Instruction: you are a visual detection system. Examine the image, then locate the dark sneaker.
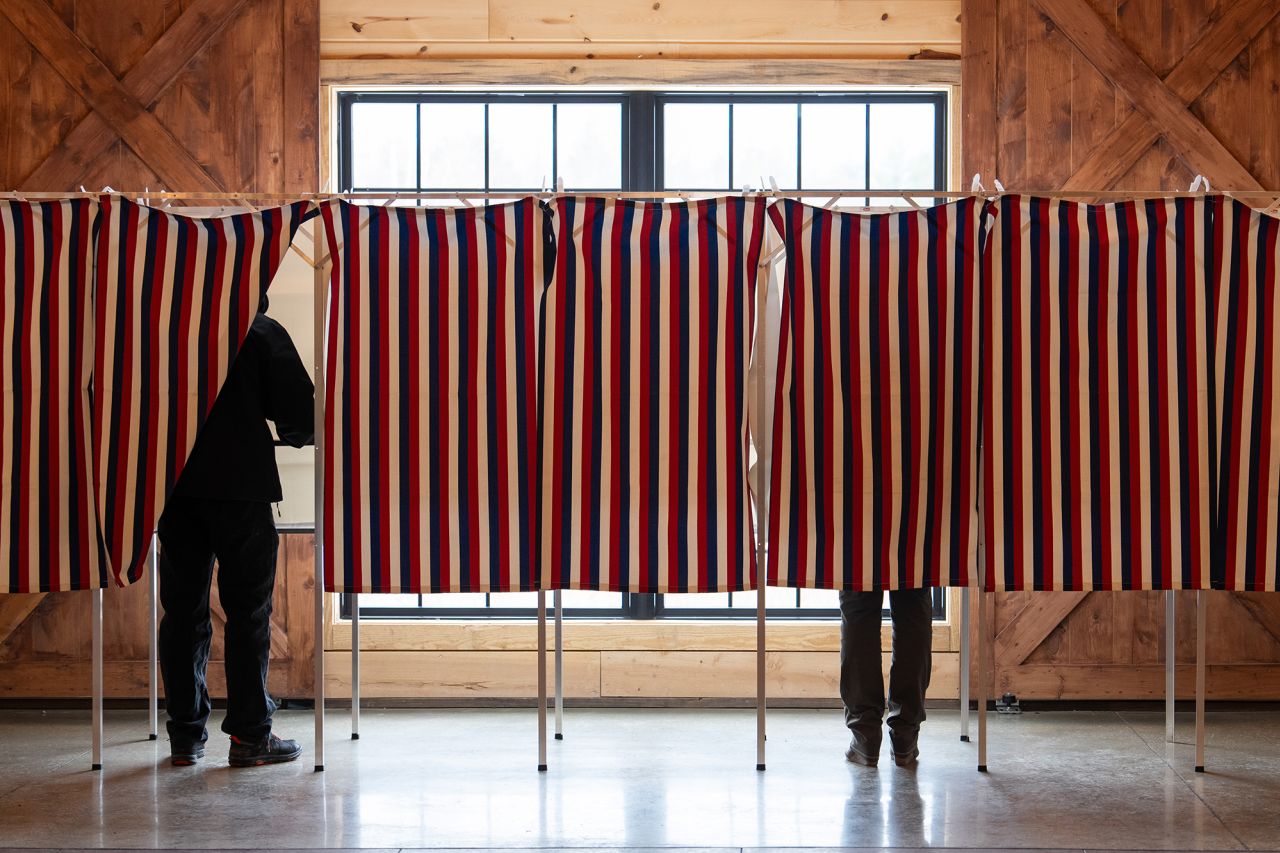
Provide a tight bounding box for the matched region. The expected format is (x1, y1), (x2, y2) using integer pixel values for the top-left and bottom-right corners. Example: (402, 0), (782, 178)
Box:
(890, 732), (920, 767)
(170, 742), (205, 766)
(844, 731), (880, 767)
(228, 733), (302, 768)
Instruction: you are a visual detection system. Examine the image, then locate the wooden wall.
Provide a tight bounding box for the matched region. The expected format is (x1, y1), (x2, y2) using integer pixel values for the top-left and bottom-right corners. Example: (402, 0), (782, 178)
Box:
(0, 0), (319, 699)
(961, 0), (1280, 700)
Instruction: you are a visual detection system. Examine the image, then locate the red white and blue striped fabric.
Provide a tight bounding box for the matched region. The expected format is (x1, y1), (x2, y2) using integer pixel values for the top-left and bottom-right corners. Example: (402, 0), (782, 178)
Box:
(1212, 197), (1280, 592)
(765, 199), (983, 590)
(540, 197), (768, 592)
(95, 196), (310, 587)
(319, 199), (546, 594)
(0, 199), (107, 592)
(982, 195), (1214, 591)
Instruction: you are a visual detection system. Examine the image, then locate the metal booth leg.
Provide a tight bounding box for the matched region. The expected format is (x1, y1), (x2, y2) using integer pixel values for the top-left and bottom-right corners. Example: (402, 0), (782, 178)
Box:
(1195, 590), (1207, 773)
(1165, 590), (1175, 743)
(960, 588), (971, 742)
(149, 537), (159, 741)
(92, 588), (104, 771)
(351, 594), (360, 740)
(977, 589), (989, 772)
(537, 590), (548, 772)
(554, 589), (563, 741)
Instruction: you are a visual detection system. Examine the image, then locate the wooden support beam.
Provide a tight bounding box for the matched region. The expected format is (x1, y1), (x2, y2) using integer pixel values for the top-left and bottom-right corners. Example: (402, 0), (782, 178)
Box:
(960, 0), (998, 182)
(282, 0), (320, 193)
(0, 594), (44, 647)
(1033, 0), (1262, 190)
(0, 0), (223, 191)
(1063, 0), (1280, 189)
(993, 591), (1088, 667)
(22, 0), (250, 191)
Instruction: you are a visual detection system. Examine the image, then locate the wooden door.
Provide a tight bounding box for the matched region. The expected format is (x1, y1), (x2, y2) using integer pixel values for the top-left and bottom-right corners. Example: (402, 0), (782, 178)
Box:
(962, 0), (1280, 700)
(0, 0), (318, 699)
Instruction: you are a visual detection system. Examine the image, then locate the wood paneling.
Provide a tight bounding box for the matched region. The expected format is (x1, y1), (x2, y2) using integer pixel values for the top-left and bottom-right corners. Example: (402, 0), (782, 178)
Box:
(319, 0), (961, 61)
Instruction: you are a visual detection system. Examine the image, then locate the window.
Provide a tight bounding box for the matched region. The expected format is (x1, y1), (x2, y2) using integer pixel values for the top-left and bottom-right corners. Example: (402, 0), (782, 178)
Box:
(338, 90), (949, 623)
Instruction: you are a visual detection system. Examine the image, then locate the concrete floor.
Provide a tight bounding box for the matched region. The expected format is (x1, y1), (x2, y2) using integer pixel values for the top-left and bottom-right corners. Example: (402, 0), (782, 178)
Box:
(0, 707), (1277, 851)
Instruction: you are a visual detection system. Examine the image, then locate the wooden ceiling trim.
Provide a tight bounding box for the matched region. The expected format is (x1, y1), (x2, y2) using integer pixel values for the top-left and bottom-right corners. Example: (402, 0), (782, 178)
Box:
(1033, 0), (1261, 190)
(22, 0), (251, 191)
(0, 0), (223, 191)
(1063, 0), (1280, 190)
(321, 57), (960, 86)
(994, 591), (1088, 667)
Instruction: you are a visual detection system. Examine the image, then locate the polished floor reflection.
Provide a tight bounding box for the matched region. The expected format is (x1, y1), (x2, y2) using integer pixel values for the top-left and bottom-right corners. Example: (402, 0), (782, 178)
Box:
(0, 707), (1276, 849)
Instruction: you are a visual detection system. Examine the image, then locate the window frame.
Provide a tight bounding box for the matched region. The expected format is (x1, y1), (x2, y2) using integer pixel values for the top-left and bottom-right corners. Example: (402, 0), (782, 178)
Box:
(335, 88), (950, 623)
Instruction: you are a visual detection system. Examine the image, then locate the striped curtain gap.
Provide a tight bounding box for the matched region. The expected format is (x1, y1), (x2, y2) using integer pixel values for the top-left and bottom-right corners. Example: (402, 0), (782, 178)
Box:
(319, 199), (546, 594)
(765, 199), (984, 590)
(540, 197), (768, 593)
(982, 195), (1214, 591)
(95, 196), (310, 587)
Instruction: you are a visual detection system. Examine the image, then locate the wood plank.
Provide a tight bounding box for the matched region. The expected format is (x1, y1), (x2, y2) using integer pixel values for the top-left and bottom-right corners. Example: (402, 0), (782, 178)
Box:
(1024, 5), (1074, 187)
(0, 0), (223, 191)
(320, 0), (489, 42)
(960, 0), (997, 182)
(320, 39), (959, 61)
(996, 0), (1028, 186)
(1033, 0), (1261, 189)
(601, 650), (959, 700)
(0, 660), (292, 699)
(283, 0), (320, 193)
(322, 57), (961, 85)
(0, 594), (44, 648)
(326, 618), (957, 653)
(323, 650), (602, 698)
(993, 591), (1087, 666)
(283, 532), (317, 694)
(488, 0), (961, 45)
(1063, 0), (1280, 189)
(997, 663), (1280, 701)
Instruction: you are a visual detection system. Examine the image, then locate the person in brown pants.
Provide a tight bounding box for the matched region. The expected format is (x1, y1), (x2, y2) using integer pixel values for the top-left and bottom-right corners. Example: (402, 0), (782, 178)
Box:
(839, 588), (933, 767)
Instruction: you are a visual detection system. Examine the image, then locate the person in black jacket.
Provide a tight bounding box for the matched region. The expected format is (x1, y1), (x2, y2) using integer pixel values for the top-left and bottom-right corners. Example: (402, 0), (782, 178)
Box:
(159, 293), (314, 768)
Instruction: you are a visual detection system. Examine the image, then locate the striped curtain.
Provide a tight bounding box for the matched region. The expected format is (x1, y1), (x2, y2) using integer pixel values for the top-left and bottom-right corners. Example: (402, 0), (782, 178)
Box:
(982, 195), (1214, 591)
(540, 197), (768, 592)
(1213, 197), (1280, 591)
(95, 196), (310, 587)
(319, 199), (546, 594)
(0, 199), (108, 592)
(765, 199), (984, 590)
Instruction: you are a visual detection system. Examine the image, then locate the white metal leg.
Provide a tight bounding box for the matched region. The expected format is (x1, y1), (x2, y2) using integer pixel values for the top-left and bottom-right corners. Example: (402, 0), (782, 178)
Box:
(553, 589), (563, 741)
(960, 588), (971, 742)
(756, 584), (766, 771)
(92, 588), (103, 771)
(148, 536), (159, 741)
(537, 591), (548, 771)
(977, 589), (989, 772)
(312, 218), (326, 773)
(1195, 590), (1207, 772)
(351, 593), (360, 740)
(1165, 590), (1175, 743)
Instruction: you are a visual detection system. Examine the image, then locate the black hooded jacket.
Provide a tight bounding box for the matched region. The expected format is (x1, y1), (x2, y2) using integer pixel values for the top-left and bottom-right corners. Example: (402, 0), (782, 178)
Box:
(174, 312), (315, 503)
